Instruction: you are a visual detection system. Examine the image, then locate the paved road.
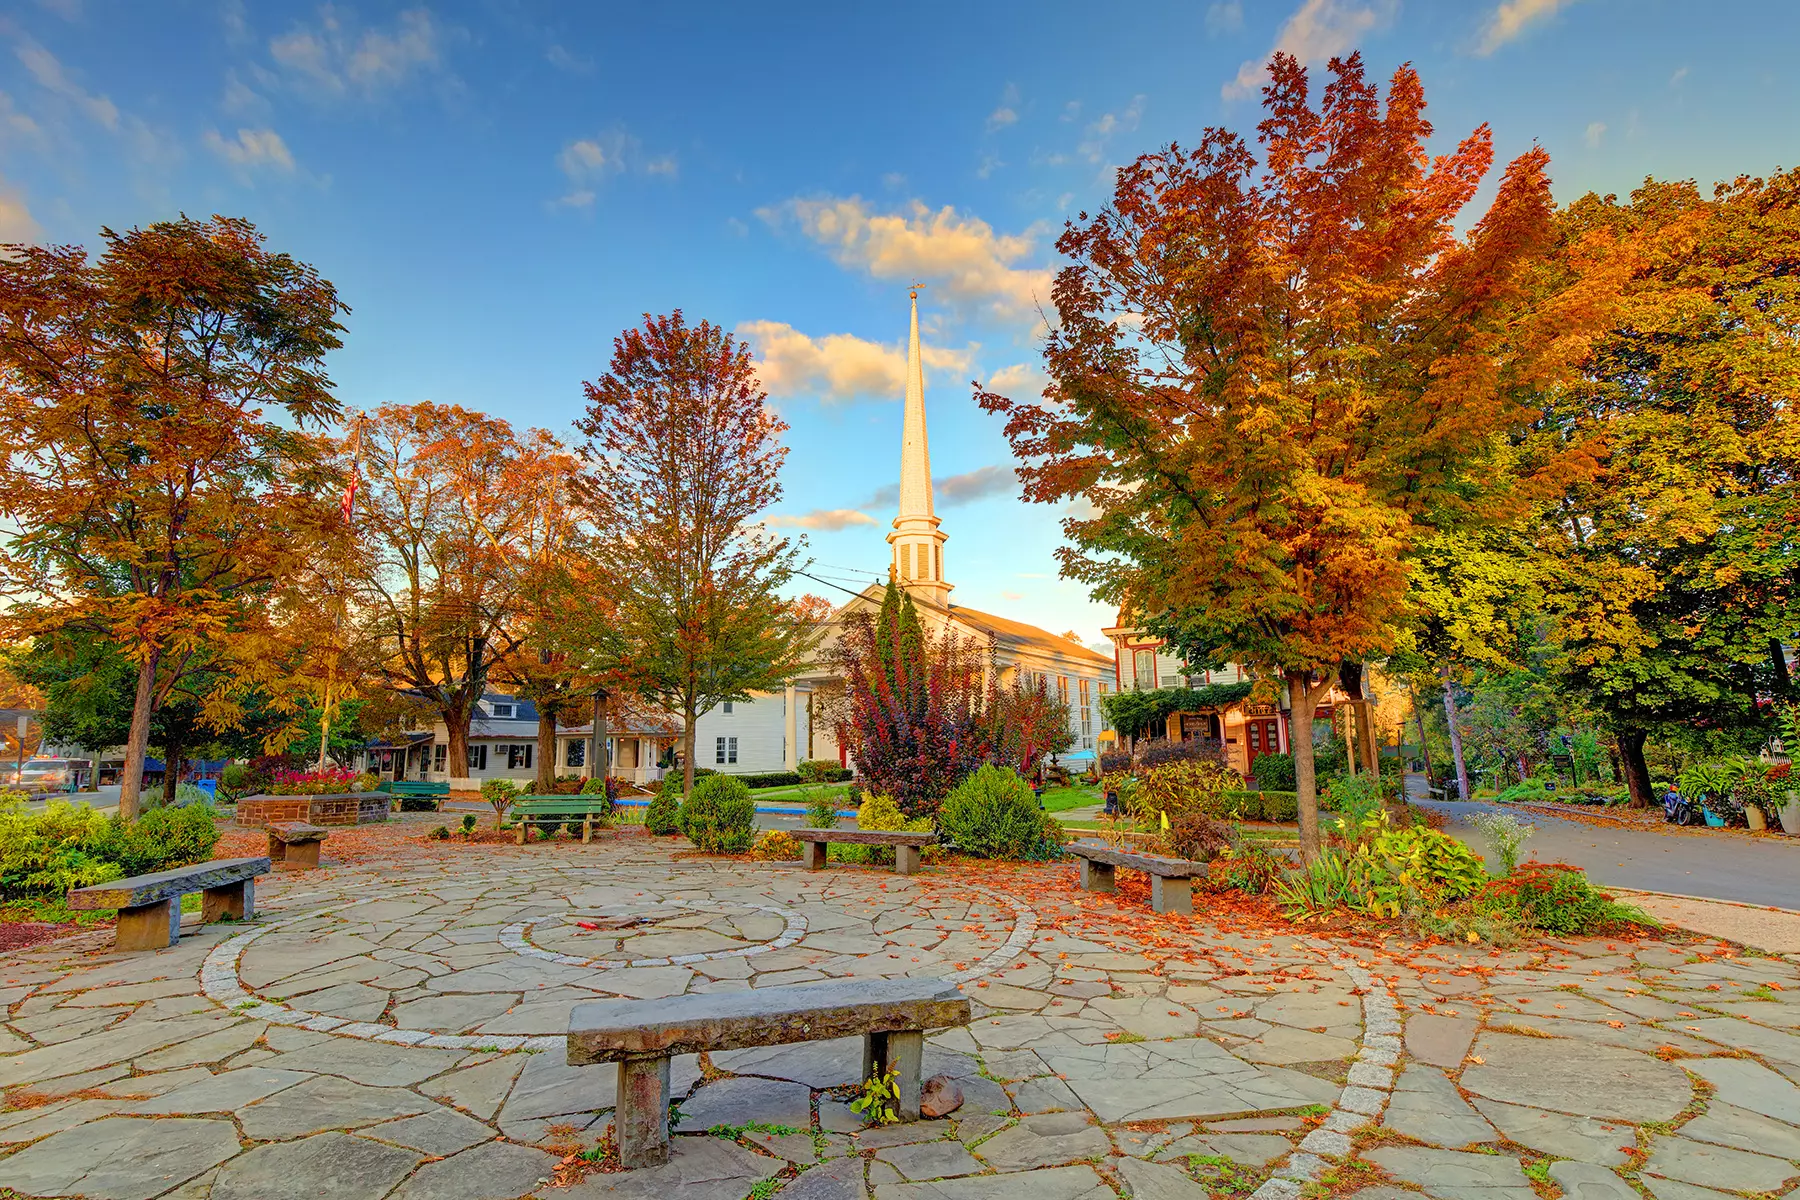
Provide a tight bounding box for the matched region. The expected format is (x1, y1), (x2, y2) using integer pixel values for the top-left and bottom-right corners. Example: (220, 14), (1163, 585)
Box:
(1418, 793), (1800, 909)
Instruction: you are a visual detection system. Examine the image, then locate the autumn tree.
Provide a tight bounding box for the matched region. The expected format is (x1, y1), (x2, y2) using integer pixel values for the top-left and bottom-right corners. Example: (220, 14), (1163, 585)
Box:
(980, 55), (1615, 859)
(0, 216), (346, 818)
(1532, 171), (1800, 805)
(348, 403), (556, 780)
(577, 312), (816, 795)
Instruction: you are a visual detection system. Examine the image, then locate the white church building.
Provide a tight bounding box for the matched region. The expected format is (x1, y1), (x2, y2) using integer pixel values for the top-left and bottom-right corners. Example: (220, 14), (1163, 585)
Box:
(693, 291), (1116, 776)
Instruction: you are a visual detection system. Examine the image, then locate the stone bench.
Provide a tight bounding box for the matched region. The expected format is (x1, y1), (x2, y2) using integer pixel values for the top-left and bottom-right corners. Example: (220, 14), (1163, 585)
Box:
(792, 828), (935, 875)
(266, 821), (328, 869)
(1066, 839), (1205, 914)
(67, 856), (271, 951)
(568, 977), (970, 1168)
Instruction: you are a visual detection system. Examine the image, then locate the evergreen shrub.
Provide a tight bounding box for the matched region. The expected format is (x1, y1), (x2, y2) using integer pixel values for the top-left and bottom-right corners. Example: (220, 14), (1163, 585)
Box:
(677, 775), (755, 853)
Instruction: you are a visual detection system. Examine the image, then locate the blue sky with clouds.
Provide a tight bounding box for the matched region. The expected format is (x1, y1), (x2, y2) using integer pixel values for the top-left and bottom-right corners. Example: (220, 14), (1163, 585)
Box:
(3, 0), (1797, 641)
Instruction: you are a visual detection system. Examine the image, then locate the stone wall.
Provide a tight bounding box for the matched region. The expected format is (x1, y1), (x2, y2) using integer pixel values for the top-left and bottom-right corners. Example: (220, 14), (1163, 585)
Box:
(237, 792), (391, 827)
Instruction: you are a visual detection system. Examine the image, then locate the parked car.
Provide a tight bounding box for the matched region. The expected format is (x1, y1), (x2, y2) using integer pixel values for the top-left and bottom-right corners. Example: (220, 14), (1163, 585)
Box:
(8, 757), (95, 795)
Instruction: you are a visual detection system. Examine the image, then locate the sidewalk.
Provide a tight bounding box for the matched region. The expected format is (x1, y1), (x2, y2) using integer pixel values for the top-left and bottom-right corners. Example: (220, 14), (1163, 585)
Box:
(1608, 888), (1800, 956)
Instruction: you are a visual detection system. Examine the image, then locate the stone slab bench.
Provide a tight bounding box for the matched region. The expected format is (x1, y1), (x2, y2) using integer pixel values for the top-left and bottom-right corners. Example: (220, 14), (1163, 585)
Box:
(266, 821), (328, 869)
(511, 796), (613, 844)
(1066, 839), (1205, 914)
(792, 827), (935, 875)
(67, 856), (271, 951)
(568, 977), (970, 1169)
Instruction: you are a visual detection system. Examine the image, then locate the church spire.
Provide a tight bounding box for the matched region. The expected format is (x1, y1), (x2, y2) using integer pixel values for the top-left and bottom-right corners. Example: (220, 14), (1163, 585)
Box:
(887, 287), (950, 606)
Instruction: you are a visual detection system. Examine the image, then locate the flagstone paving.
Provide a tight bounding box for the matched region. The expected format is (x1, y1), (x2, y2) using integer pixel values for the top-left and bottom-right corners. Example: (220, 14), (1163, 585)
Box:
(0, 833), (1796, 1200)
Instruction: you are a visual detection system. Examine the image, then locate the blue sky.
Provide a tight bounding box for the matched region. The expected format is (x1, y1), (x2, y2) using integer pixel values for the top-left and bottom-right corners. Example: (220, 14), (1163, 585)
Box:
(4, 0), (1798, 643)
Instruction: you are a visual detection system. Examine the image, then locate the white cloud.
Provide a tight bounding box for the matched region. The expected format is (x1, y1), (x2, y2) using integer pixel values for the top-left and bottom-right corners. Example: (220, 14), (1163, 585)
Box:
(988, 362), (1048, 396)
(221, 69), (264, 115)
(1669, 65), (1689, 86)
(1475, 0), (1575, 56)
(759, 196), (1053, 325)
(936, 464), (1017, 506)
(267, 7), (444, 98)
(204, 126), (296, 172)
(987, 83), (1020, 131)
(553, 130), (673, 206)
(16, 39), (118, 129)
(1206, 2), (1245, 34)
(546, 44), (593, 74)
(1077, 95), (1144, 164)
(1223, 0), (1397, 100)
(0, 173), (40, 244)
(739, 319), (977, 405)
(1584, 120), (1606, 149)
(645, 155), (678, 177)
(765, 509), (877, 531)
(0, 92), (43, 146)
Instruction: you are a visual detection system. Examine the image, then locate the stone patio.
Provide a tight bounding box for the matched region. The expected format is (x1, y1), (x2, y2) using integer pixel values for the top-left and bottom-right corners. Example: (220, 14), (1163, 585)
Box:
(0, 834), (1796, 1200)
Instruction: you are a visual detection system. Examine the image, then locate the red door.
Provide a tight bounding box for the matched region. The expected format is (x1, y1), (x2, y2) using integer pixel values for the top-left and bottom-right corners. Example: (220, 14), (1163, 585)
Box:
(1245, 718), (1282, 776)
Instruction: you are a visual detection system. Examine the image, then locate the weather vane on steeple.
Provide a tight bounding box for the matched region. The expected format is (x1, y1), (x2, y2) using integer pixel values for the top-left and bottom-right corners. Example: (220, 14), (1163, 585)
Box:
(908, 280), (926, 300)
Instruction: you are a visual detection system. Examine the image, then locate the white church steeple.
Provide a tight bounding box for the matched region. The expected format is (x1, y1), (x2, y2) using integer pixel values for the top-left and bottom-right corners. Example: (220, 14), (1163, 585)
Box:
(887, 287), (950, 607)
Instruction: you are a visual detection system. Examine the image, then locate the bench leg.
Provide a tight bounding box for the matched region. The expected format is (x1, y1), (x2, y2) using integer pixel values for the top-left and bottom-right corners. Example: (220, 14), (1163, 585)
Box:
(1079, 859), (1116, 893)
(614, 1055), (671, 1168)
(582, 814), (593, 844)
(202, 879), (254, 923)
(863, 1030), (926, 1121)
(803, 840), (827, 870)
(516, 821), (528, 846)
(894, 844), (920, 875)
(288, 841), (321, 869)
(116, 898), (180, 951)
(267, 834), (286, 862)
(1150, 875), (1192, 915)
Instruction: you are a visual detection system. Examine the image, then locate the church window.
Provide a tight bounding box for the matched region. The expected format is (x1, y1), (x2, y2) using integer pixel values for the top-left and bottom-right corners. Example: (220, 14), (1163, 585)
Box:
(902, 544), (914, 580)
(933, 544), (941, 579)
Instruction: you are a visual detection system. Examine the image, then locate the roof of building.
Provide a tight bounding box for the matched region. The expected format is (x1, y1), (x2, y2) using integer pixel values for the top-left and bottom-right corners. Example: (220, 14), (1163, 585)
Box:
(947, 603), (1115, 670)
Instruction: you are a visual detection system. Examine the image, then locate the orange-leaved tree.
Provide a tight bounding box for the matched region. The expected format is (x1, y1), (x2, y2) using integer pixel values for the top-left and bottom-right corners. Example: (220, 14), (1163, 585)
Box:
(348, 403), (560, 782)
(0, 216), (346, 819)
(577, 312), (816, 796)
(978, 54), (1618, 860)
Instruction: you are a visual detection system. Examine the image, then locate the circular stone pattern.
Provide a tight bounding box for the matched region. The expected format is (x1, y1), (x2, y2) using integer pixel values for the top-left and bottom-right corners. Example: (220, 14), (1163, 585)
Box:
(498, 898), (807, 968)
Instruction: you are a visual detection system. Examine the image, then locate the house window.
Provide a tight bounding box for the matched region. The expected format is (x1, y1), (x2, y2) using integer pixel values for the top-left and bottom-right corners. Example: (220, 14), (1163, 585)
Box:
(723, 702), (733, 714)
(433, 744), (446, 773)
(507, 744), (533, 770)
(1098, 682), (1112, 731)
(1133, 649), (1156, 690)
(715, 736), (738, 765)
(565, 739), (585, 768)
(1057, 676), (1069, 705)
(467, 745), (487, 771)
(489, 702), (516, 719)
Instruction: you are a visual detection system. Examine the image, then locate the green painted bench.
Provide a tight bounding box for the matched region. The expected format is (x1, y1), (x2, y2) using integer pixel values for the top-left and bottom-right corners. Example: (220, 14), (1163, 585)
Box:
(512, 796), (613, 844)
(386, 780), (449, 797)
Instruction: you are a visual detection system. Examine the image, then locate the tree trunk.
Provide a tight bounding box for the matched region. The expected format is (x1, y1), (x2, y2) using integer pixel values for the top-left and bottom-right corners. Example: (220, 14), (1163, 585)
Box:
(682, 701), (698, 796)
(1357, 700), (1379, 781)
(1287, 671), (1326, 863)
(162, 732), (182, 808)
(1773, 639), (1793, 697)
(446, 698), (473, 788)
(1411, 688), (1434, 784)
(535, 704), (558, 793)
(1441, 667), (1469, 803)
(590, 689), (609, 783)
(118, 648), (161, 822)
(1618, 727), (1653, 810)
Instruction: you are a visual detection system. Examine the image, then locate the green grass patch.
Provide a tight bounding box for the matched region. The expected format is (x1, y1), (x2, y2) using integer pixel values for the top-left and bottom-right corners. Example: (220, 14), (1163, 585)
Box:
(0, 897), (114, 927)
(1040, 784), (1100, 813)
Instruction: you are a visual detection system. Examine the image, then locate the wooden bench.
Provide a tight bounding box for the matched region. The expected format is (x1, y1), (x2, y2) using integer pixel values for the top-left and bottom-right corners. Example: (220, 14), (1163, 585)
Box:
(1066, 840), (1205, 914)
(68, 856), (271, 951)
(792, 827), (935, 875)
(388, 780), (449, 797)
(568, 977), (970, 1168)
(267, 821), (328, 869)
(512, 796), (612, 844)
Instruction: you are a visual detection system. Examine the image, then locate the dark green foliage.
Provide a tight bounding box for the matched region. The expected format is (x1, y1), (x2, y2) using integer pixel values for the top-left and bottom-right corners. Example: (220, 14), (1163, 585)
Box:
(677, 775), (755, 853)
(1474, 862), (1655, 935)
(937, 765), (1062, 860)
(644, 788), (681, 835)
(1249, 752), (1296, 791)
(1100, 684), (1256, 740)
(84, 805), (222, 879)
(398, 796), (441, 812)
(733, 769), (852, 789)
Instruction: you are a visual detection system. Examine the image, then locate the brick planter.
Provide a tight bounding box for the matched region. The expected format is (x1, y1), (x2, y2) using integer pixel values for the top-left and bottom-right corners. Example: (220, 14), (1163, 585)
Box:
(237, 792), (390, 827)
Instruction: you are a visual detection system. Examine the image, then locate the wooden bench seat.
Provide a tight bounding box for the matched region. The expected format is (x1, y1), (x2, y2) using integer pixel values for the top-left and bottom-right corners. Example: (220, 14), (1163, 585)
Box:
(1066, 840), (1205, 914)
(266, 821), (328, 869)
(568, 977), (970, 1168)
(792, 827), (935, 875)
(68, 856), (271, 951)
(511, 796), (613, 844)
(388, 781), (449, 796)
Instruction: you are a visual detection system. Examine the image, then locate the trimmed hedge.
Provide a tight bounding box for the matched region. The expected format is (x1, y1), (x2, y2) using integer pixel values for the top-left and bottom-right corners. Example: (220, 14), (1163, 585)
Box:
(729, 769), (854, 789)
(397, 796), (441, 812)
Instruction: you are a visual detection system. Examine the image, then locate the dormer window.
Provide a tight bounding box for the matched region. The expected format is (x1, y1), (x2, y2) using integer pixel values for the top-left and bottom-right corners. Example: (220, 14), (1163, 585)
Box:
(489, 702), (516, 719)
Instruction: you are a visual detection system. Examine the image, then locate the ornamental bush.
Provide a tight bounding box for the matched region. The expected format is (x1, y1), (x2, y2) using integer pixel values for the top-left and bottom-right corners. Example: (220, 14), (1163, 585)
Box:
(1249, 752), (1296, 792)
(1128, 759), (1242, 824)
(0, 796), (123, 898)
(644, 786), (681, 835)
(90, 803), (222, 879)
(938, 765), (1059, 860)
(750, 830), (804, 861)
(1474, 861), (1654, 935)
(678, 775), (756, 853)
